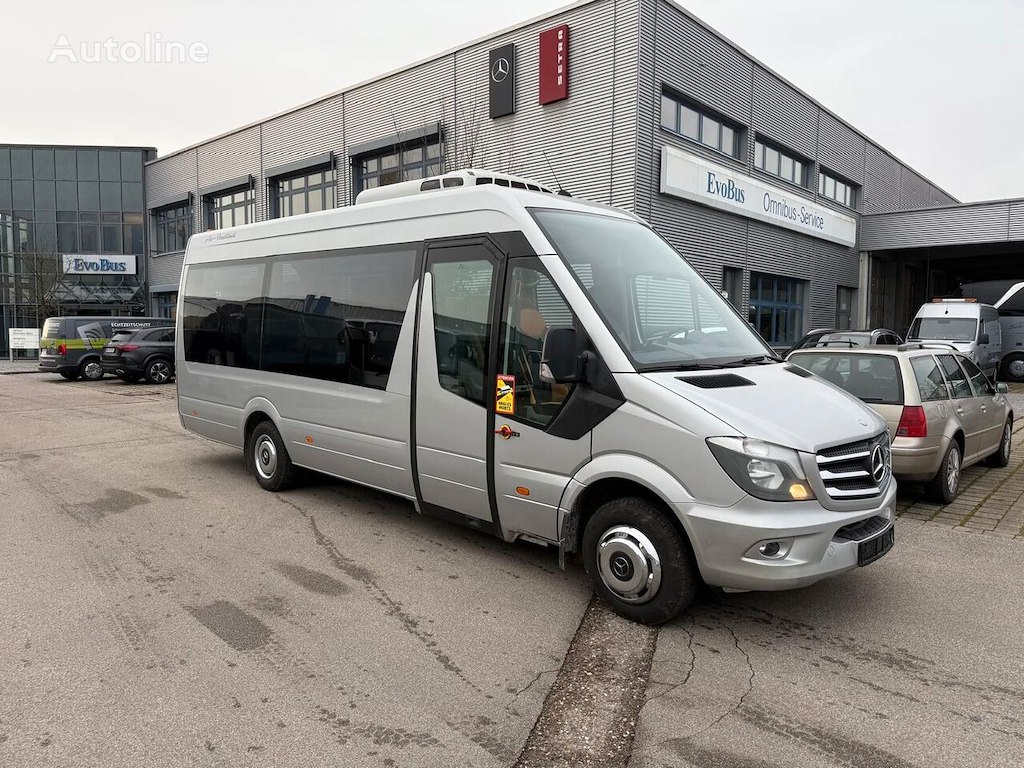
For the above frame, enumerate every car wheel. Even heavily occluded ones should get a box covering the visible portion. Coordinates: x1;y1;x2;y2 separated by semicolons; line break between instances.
145;359;173;385
118;372;142;383
247;421;298;492
927;441;962;504
79;359;104;381
1001;354;1024;382
59;371;79;381
582;496;697;625
987;418;1012;468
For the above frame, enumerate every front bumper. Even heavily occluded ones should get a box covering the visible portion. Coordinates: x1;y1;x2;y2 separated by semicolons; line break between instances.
679;479;897;592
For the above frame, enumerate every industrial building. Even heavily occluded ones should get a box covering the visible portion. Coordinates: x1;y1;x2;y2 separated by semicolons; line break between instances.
140;0;995;345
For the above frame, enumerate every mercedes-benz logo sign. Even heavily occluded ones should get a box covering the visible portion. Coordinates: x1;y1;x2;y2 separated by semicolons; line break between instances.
491;57;510;83
870;444;887;484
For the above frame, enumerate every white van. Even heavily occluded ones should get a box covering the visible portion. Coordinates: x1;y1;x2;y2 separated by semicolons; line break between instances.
958;280;1024;381
907;299;1002;381
176;169;895;624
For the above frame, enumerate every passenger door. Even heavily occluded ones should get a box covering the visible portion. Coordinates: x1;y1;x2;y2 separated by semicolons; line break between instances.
937;354;985;460
959;357;1004;457
491;259;592;543
414;240;500;529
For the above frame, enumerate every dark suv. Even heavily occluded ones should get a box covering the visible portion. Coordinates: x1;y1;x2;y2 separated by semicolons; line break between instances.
101;327;176;384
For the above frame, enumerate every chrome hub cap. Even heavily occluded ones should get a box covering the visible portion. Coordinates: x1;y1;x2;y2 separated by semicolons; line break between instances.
1010;360;1024;380
596;526;662;604
947;446;961;495
254;436;278;480
83;361;102;379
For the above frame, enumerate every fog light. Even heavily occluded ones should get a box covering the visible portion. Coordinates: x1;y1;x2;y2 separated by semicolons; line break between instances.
759;541;781;557
788;482;811;500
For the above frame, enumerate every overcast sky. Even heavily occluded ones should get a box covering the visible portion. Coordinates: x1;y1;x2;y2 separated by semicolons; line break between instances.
3;0;1022;202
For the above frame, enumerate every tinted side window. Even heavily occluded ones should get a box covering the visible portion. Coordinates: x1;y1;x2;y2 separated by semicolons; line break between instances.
182;262;265;368
958;357;992;396
910;356;950;402
261;247;417;388
431;251;495;406
937;355;972;398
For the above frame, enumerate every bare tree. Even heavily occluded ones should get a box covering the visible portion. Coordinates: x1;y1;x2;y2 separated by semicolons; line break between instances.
14;251;64;327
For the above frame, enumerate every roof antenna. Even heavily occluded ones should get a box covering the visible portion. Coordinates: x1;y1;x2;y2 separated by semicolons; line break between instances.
543;150;572;196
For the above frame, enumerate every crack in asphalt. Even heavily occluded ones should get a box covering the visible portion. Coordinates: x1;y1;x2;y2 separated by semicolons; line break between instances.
275;494;483;694
643;618;695;709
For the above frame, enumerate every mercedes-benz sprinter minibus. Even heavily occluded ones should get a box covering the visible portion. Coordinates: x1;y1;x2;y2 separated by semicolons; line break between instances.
176;170;895;624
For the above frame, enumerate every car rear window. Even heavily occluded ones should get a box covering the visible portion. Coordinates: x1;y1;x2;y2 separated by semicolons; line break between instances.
42;319;61;338
788;353;902;404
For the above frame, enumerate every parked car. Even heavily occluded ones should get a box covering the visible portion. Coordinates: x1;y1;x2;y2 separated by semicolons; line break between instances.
786;327;903;355
101;327;176;384
787;345;1012;502
38;316;173;381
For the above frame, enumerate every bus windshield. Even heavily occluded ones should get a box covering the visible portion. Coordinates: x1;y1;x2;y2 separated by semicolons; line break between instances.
908;317;978;342
532;208;773;370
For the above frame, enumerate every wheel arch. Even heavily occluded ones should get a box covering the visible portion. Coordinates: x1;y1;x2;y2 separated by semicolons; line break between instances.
558;454;697;565
241;398;283;466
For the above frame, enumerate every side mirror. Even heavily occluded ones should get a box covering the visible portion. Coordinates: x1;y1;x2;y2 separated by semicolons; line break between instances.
541;327;579;383
979;333;990;345
996;382;1009;394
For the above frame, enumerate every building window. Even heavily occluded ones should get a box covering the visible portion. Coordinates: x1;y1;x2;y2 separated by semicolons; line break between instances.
153;202;192;254
660;92;741;159
819;170;856;208
273;167;335;218
156;291;177;319
748;272;805;347
355;139;442;195
207;186;254;230
755;139;807;187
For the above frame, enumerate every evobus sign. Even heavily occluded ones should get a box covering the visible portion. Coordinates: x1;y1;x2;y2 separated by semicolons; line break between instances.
660;146;858;247
62;254;138;275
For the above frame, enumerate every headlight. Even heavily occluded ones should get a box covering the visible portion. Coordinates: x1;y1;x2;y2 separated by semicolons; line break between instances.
707;436;815;502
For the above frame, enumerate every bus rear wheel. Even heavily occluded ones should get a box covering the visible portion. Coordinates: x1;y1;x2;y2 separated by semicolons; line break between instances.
247;421;298;492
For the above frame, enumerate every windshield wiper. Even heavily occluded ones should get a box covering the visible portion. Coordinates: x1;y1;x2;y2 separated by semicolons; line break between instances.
723;354;784;367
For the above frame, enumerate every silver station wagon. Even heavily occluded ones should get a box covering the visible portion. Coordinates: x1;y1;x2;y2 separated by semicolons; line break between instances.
788;345;1013;502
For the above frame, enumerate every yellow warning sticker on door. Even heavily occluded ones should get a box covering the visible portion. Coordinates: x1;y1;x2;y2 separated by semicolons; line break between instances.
496;375;516;415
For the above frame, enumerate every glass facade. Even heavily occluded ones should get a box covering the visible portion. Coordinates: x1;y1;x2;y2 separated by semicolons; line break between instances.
0;144;154;356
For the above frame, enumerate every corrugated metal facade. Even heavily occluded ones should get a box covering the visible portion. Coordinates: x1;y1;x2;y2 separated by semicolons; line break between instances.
862;200;1024;250
144;0;957;336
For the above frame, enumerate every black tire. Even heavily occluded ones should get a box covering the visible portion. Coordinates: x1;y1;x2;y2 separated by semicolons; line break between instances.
79;359;104;381
59;371;79;381
1001;354;1024;382
144;358;174;385
118;372;142;383
247;421;298;492
927;441;962;504
582;496;697;625
987;418;1012;468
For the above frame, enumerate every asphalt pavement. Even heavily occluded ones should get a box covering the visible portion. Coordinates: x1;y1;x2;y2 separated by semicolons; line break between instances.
1;374;1022;767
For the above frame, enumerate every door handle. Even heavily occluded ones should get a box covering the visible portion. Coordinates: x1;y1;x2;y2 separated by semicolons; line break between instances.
981;405;987;412
956;408;964;415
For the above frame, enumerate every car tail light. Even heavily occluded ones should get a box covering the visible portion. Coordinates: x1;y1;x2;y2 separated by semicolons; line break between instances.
896;405;927;438
57;343;66;355
120;344;139;352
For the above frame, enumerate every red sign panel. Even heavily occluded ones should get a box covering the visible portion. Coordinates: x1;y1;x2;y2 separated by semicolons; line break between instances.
539;25;569;105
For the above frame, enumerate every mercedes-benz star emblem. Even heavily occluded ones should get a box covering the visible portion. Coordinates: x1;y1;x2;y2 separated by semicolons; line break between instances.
491;57;510;83
611;556;630;579
870;444;887;484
